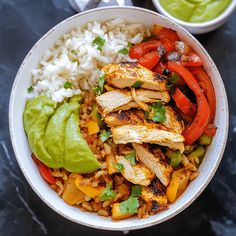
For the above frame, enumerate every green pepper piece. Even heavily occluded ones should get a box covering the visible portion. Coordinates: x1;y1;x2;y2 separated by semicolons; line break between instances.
90;104;104;128
199;134;212;146
189;145;205;159
168;150;182;168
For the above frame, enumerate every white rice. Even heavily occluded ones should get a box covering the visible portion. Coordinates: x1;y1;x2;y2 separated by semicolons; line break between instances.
30;19;150;102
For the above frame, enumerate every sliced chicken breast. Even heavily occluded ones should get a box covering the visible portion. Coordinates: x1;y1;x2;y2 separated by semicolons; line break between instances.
105;110;145;127
133;144;173;186
102;62;167;91
112;125;185;151
115;155;155;186
164;107;184;134
96;89;170;115
141;180;168;213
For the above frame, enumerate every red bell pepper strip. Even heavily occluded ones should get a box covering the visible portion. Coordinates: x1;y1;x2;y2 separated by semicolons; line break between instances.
138;50;161;70
161;38;175;53
190;67;216;122
153;61;167;74
129;40;161;59
32;154;56;185
181;53;203;67
203;124;217;137
168;62;211;145
153;26;179;42
171;87;197;117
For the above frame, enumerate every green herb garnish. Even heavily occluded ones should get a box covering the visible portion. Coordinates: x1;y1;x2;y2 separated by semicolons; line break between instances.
167;73;180;88
118;48;129;55
147;102;166;123
70;49;77;55
99;183;117;201
128;42;132;48
130;185;142;197
92;36;105;51
99;129;111;142
132;81;143;88
71;58;79;63
119;185;142;214
115;163;124;172
119;196;140;214
94;73;105;95
27;86;34;93
64;81;72;89
125;151;136;166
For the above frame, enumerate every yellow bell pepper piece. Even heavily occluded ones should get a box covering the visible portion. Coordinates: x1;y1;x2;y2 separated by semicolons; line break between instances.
111;203;134;220
106;154;118;175
62;175;85;205
87;119;100;135
166;168;191;203
166;180;180;203
75;176;104;198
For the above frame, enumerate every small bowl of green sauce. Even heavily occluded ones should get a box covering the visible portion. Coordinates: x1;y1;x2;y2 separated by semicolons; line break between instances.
152;0;236;34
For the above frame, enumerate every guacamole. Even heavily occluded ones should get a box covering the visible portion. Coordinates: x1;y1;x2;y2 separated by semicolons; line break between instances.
23;95;101;173
159;0;232;23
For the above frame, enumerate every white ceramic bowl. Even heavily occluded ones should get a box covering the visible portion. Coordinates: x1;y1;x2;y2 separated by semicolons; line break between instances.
9;6;229;231
152;0;236;34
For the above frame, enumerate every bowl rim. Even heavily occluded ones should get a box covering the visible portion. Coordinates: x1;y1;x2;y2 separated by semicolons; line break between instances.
152;0;236;28
9;6;229;231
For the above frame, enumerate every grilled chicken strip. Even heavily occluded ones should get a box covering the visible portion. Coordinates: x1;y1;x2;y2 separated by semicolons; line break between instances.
96;89;170;115
133;144;173;186
102;62;167;91
112;125;185;151
105;108;183;134
115;155;155;186
141;180;168;213
164;107;184;134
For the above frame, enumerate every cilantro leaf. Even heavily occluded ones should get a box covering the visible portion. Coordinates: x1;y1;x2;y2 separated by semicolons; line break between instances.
92;36;105;51
64;82;72;89
167;73;180;88
149;102;166;123
118;48;129;55
70;49;77;55
132;81;143;88
131;185;142;197
27;86;33;93
95;73;105;95
115;163;124;172
125;151;136;166
127;42;132;48
99;183;117;201
119;197;140;214
71;58;79;63
99;129;111;142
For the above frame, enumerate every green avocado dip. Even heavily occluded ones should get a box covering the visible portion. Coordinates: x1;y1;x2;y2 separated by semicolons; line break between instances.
23;95;101;173
159;0;232;23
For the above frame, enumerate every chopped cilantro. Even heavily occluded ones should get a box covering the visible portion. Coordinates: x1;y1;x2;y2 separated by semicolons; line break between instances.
132;81;143;88
125;151;136;166
99;129;111;142
118;48;129;55
119;196;139;214
119;185;142;214
71;58;79;63
149;102;166;123
130;185;142;197
94;73;105;95
127;42;132;48
167;73;180;88
27;86;33;93
70;49;77;55
99;183;116;201
92;36;105;51
115;163;124;172
64;82;72;89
